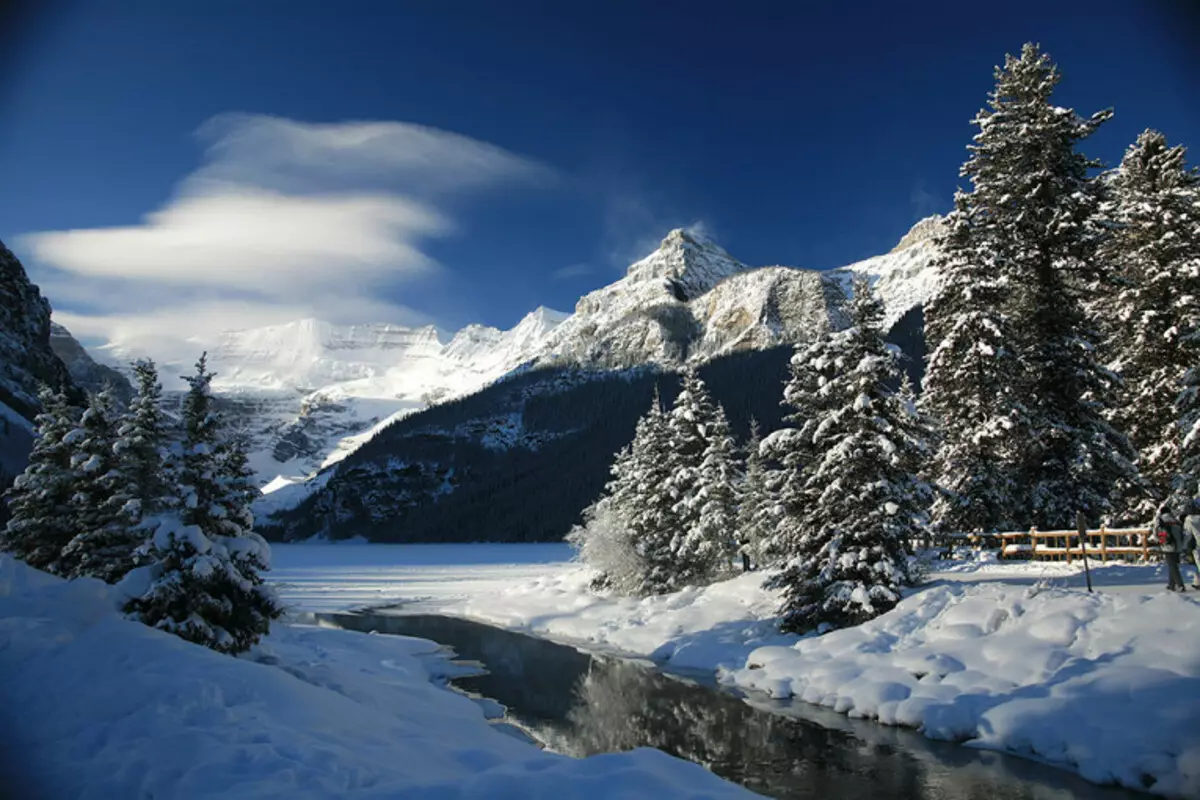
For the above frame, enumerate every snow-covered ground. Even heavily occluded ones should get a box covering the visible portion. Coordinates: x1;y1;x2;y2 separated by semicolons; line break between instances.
271;542;575;613
0;554;752;799
268;544;1200;796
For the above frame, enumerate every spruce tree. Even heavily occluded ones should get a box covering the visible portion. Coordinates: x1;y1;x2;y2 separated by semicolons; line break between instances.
571;387;677;595
1098;130;1200;518
758;310;842;567
113;359;175;522
988;45;1136;527
0;388;81;570
687;404;738;581
737;418;776;568
769;280;928;633
58;389;143;582
925;43;1135;531
1177;363;1200;510
623;389;682;595
661;369;727;590
124;354;281;654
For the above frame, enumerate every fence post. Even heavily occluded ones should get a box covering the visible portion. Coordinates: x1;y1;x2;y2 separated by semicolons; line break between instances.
1100;524;1108;563
1077;511;1093;592
1030;527;1038;560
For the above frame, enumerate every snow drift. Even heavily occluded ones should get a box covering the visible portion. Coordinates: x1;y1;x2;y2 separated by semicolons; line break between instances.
434;558;1200;797
0;555;751;799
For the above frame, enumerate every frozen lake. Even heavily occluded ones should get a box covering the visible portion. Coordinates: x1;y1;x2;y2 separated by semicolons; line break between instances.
268;541;576;613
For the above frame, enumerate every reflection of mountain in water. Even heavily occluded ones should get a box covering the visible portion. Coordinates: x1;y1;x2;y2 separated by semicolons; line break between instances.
320;613;1137;800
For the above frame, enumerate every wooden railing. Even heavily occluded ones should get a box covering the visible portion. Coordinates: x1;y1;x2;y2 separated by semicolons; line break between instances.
989;526;1157;562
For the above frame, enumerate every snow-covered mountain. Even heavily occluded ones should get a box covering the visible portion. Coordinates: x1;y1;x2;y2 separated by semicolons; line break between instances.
149;307;567;488
74;218;941;496
529;219;942;370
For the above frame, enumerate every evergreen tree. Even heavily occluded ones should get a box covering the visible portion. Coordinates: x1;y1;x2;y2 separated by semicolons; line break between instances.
571;387;676;595
113;359;175;522
621;389;680;594
769;280;928;633
661;369;728;589
758;311;843;566
216;423;257;536
58;389;143;582
1177;363;1200;510
987;45;1136;527
0;388;81;570
686;404;738;580
124;354;281;654
1098;130;1200;518
736;418;776;567
925;43;1135;531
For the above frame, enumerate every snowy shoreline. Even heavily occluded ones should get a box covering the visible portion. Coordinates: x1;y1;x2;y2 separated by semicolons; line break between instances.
0;554;753;799
360;551;1199;798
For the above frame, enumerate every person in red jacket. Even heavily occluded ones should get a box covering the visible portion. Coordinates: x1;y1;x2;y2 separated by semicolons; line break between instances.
1158;509;1187;592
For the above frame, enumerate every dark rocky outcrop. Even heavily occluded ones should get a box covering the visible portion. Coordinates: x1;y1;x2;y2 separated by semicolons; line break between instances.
0;240;78;421
49;323;133;405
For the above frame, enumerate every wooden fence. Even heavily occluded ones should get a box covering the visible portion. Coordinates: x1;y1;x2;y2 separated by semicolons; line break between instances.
947;527;1158;562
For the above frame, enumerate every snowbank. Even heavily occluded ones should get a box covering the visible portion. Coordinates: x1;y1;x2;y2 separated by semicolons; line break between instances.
438;560;1200;796
449;568;794;672
724;581;1200;796
0;555;751;799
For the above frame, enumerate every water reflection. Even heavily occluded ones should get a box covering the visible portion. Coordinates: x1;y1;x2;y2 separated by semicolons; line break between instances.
319;612;1138;800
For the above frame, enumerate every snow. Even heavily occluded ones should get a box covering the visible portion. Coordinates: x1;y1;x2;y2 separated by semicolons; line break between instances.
727;581;1200;796
107;308;570;496
270;543;577;613
0;554;750;799
286;545;1200;796
830;236;942;328
91;222;940;514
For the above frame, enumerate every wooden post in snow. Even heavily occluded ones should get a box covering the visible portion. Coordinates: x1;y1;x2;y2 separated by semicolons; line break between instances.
1077;510;1093;593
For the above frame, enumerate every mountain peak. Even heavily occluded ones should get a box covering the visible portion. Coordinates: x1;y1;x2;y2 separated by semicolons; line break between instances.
890;215;944;253
625;227;745;300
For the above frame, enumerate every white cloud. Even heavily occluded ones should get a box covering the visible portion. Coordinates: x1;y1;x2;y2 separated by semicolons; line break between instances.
26;184;446;292
22;114;552;359
551;263;593;281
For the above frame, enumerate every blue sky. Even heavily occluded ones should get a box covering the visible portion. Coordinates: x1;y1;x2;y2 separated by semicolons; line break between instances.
1;1;1196;356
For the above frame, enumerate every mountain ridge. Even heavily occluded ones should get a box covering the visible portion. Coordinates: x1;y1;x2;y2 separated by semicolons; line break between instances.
61;218;943;495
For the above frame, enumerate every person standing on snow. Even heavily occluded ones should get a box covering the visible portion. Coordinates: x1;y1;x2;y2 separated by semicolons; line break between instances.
1184;499;1200;589
1158;509;1188;591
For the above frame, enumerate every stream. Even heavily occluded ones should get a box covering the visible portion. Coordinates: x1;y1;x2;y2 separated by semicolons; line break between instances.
317;611;1142;800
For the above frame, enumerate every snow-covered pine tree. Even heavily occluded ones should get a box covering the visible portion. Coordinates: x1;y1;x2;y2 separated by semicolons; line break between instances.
1097;130;1200;518
1177;363;1200;510
216;423;257;537
925;43;1135;531
124;354;282;654
660;368;728;590
979;45;1138;528
757;312;841;568
0;388;81;570
569;387;675;595
769;278;928;634
736;418;776;568
894;373;936;548
113;359;175;522
687;404;738;580
58;389;144;582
